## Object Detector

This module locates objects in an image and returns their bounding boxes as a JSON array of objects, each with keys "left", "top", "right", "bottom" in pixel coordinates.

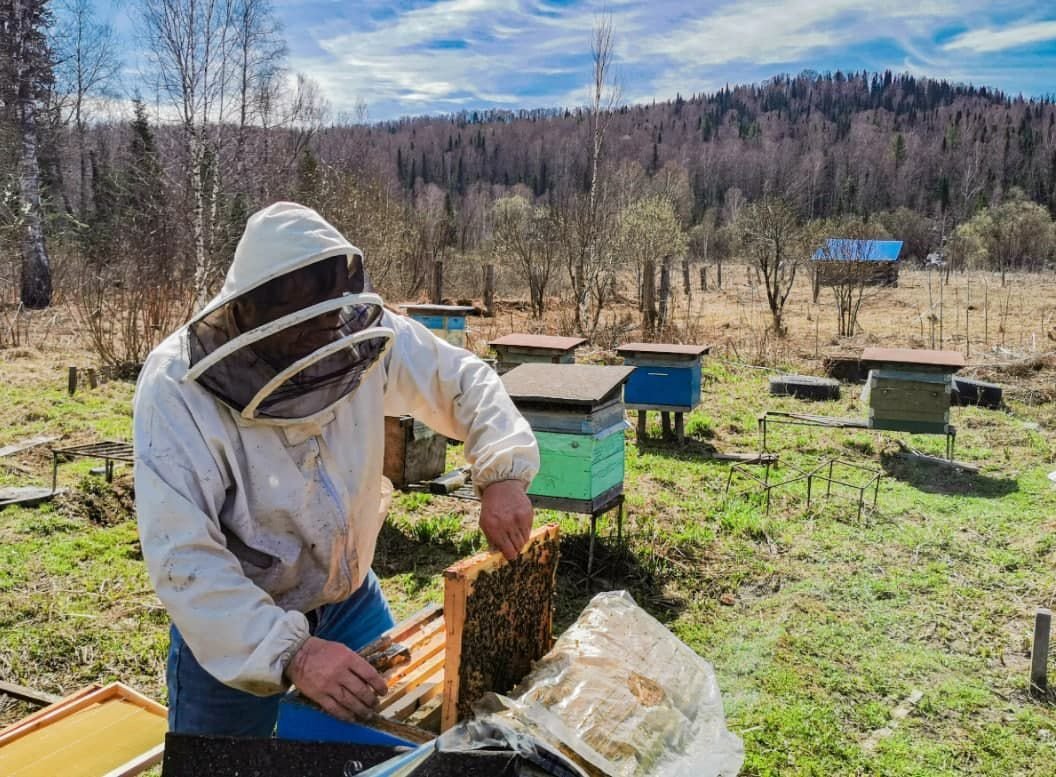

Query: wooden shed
[
  {"left": 489, "top": 334, "right": 587, "bottom": 375},
  {"left": 403, "top": 304, "right": 476, "bottom": 348},
  {"left": 501, "top": 363, "right": 633, "bottom": 512},
  {"left": 813, "top": 239, "right": 903, "bottom": 288}
]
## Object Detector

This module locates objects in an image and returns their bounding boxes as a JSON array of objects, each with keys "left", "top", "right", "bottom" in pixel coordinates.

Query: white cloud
[
  {"left": 943, "top": 20, "right": 1056, "bottom": 54},
  {"left": 280, "top": 0, "right": 1054, "bottom": 119}
]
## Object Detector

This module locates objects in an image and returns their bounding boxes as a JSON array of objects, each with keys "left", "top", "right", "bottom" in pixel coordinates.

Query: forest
[{"left": 2, "top": 0, "right": 1056, "bottom": 363}]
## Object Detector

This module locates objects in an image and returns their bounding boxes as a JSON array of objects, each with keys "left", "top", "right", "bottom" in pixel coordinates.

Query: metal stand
[
  {"left": 758, "top": 411, "right": 957, "bottom": 461},
  {"left": 50, "top": 441, "right": 134, "bottom": 493},
  {"left": 725, "top": 457, "right": 882, "bottom": 520},
  {"left": 724, "top": 460, "right": 815, "bottom": 516}
]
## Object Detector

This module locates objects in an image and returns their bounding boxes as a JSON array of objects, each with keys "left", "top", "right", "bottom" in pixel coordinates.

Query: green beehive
[
  {"left": 501, "top": 363, "right": 634, "bottom": 512},
  {"left": 866, "top": 370, "right": 952, "bottom": 434},
  {"left": 860, "top": 348, "right": 964, "bottom": 435}
]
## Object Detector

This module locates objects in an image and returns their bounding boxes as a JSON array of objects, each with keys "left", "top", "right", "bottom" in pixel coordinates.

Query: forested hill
[{"left": 319, "top": 70, "right": 1056, "bottom": 222}]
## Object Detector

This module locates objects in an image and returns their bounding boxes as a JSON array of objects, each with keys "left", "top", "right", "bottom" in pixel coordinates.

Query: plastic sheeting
[{"left": 497, "top": 590, "right": 744, "bottom": 777}]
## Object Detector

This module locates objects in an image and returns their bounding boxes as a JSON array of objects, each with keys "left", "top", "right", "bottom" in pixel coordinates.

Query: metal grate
[{"left": 51, "top": 440, "right": 134, "bottom": 492}]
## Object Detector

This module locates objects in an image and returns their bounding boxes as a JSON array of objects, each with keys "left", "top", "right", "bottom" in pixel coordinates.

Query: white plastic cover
[{"left": 498, "top": 590, "right": 744, "bottom": 777}]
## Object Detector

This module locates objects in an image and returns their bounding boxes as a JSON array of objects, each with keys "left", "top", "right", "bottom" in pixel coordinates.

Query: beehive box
[
  {"left": 501, "top": 364, "right": 633, "bottom": 511},
  {"left": 866, "top": 370, "right": 952, "bottom": 434},
  {"left": 383, "top": 416, "right": 447, "bottom": 489},
  {"left": 617, "top": 342, "right": 710, "bottom": 411},
  {"left": 488, "top": 334, "right": 586, "bottom": 374},
  {"left": 404, "top": 305, "right": 475, "bottom": 348}
]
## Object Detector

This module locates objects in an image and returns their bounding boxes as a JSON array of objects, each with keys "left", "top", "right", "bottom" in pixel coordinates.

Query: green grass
[{"left": 2, "top": 357, "right": 1056, "bottom": 775}]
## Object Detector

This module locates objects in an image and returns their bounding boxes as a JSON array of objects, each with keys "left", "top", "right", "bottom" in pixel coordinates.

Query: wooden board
[
  {"left": 441, "top": 524, "right": 560, "bottom": 731},
  {"left": 489, "top": 334, "right": 586, "bottom": 352},
  {"left": 501, "top": 364, "right": 635, "bottom": 408},
  {"left": 0, "top": 436, "right": 58, "bottom": 459},
  {"left": 861, "top": 347, "right": 965, "bottom": 371},
  {"left": 0, "top": 487, "right": 63, "bottom": 510},
  {"left": 0, "top": 682, "right": 166, "bottom": 777},
  {"left": 616, "top": 342, "right": 710, "bottom": 358},
  {"left": 0, "top": 681, "right": 60, "bottom": 707}
]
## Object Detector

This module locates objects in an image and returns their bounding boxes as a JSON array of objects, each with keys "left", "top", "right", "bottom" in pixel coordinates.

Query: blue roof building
[
  {"left": 813, "top": 239, "right": 904, "bottom": 262},
  {"left": 812, "top": 239, "right": 903, "bottom": 288}
]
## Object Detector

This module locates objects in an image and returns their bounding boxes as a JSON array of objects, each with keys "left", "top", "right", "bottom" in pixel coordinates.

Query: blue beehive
[
  {"left": 616, "top": 342, "right": 710, "bottom": 412},
  {"left": 403, "top": 304, "right": 475, "bottom": 348}
]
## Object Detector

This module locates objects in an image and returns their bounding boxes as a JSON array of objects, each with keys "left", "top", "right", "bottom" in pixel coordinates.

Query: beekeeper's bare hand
[
  {"left": 479, "top": 479, "right": 534, "bottom": 561},
  {"left": 286, "top": 636, "right": 388, "bottom": 721}
]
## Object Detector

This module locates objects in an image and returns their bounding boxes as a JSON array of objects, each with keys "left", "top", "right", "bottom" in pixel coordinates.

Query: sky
[{"left": 91, "top": 0, "right": 1056, "bottom": 122}]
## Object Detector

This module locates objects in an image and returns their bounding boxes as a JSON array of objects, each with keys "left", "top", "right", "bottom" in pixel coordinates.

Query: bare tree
[
  {"left": 491, "top": 195, "right": 559, "bottom": 317},
  {"left": 567, "top": 14, "right": 620, "bottom": 333},
  {"left": 140, "top": 0, "right": 238, "bottom": 305},
  {"left": 737, "top": 197, "right": 812, "bottom": 335},
  {"left": 231, "top": 0, "right": 284, "bottom": 197},
  {"left": 53, "top": 0, "right": 119, "bottom": 216},
  {"left": 814, "top": 228, "right": 887, "bottom": 337}
]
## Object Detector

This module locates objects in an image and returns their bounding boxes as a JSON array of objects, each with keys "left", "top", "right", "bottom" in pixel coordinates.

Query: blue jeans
[{"left": 167, "top": 570, "right": 395, "bottom": 736}]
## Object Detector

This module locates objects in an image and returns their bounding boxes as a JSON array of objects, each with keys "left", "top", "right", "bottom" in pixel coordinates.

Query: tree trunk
[
  {"left": 716, "top": 258, "right": 722, "bottom": 289},
  {"left": 483, "top": 263, "right": 495, "bottom": 317},
  {"left": 642, "top": 259, "right": 656, "bottom": 334},
  {"left": 682, "top": 255, "right": 691, "bottom": 296},
  {"left": 432, "top": 259, "right": 444, "bottom": 304},
  {"left": 700, "top": 266, "right": 707, "bottom": 291},
  {"left": 15, "top": 0, "right": 52, "bottom": 310},
  {"left": 190, "top": 131, "right": 211, "bottom": 307},
  {"left": 658, "top": 259, "right": 671, "bottom": 330}
]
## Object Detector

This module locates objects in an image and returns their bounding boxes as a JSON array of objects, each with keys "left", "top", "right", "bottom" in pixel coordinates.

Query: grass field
[{"left": 3, "top": 271, "right": 1056, "bottom": 775}]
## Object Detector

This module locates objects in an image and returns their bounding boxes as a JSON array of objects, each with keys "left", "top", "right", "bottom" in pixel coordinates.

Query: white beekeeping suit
[{"left": 134, "top": 202, "right": 539, "bottom": 697}]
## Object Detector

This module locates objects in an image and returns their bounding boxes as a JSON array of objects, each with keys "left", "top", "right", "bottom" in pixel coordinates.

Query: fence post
[
  {"left": 432, "top": 260, "right": 444, "bottom": 304},
  {"left": 658, "top": 260, "right": 671, "bottom": 331},
  {"left": 642, "top": 259, "right": 656, "bottom": 333},
  {"left": 483, "top": 264, "right": 495, "bottom": 317}
]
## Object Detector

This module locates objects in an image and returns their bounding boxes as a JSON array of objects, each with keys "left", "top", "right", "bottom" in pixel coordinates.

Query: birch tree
[
  {"left": 53, "top": 0, "right": 119, "bottom": 217},
  {"left": 2, "top": 0, "right": 55, "bottom": 309},
  {"left": 140, "top": 0, "right": 237, "bottom": 305}
]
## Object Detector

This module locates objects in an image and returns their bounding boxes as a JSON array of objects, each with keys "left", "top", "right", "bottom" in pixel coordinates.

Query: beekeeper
[{"left": 133, "top": 202, "right": 539, "bottom": 737}]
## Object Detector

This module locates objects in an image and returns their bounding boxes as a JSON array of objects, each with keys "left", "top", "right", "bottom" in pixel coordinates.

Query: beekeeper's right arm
[{"left": 134, "top": 369, "right": 310, "bottom": 697}]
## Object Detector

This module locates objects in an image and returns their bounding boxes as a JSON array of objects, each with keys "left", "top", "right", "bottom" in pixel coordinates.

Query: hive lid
[
  {"left": 502, "top": 363, "right": 634, "bottom": 407},
  {"left": 489, "top": 333, "right": 587, "bottom": 351},
  {"left": 861, "top": 347, "right": 965, "bottom": 370},
  {"left": 616, "top": 341, "right": 710, "bottom": 357},
  {"left": 402, "top": 304, "right": 476, "bottom": 316}
]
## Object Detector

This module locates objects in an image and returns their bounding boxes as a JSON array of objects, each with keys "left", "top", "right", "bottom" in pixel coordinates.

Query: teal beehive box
[
  {"left": 501, "top": 363, "right": 634, "bottom": 512},
  {"left": 404, "top": 304, "right": 475, "bottom": 348}
]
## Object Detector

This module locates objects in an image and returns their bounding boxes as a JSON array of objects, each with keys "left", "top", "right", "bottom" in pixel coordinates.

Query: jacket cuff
[{"left": 473, "top": 462, "right": 537, "bottom": 496}]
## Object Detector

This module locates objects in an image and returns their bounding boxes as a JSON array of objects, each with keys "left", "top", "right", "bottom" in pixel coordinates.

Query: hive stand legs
[
  {"left": 674, "top": 413, "right": 685, "bottom": 443},
  {"left": 661, "top": 412, "right": 672, "bottom": 440},
  {"left": 637, "top": 410, "right": 647, "bottom": 442}
]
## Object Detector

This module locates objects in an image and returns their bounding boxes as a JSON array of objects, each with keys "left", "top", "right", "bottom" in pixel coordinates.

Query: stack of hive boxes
[
  {"left": 501, "top": 363, "right": 633, "bottom": 511},
  {"left": 861, "top": 348, "right": 965, "bottom": 434}
]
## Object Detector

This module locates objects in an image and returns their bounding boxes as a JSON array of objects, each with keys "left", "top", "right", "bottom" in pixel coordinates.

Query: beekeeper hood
[{"left": 184, "top": 202, "right": 394, "bottom": 424}]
